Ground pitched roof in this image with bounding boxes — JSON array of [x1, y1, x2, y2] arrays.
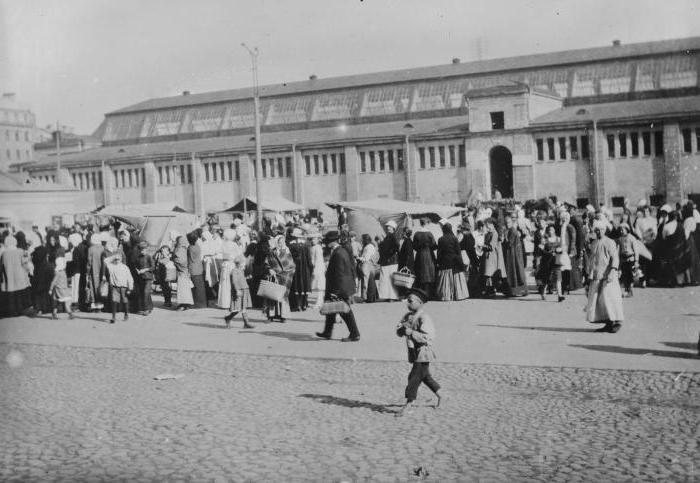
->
[[25, 115, 469, 168], [531, 95, 700, 126], [110, 36, 700, 115]]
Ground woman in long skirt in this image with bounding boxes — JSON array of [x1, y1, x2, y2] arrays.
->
[[358, 234, 379, 302], [480, 218, 505, 296], [412, 219, 437, 296], [187, 232, 207, 308], [85, 233, 105, 312], [585, 221, 624, 333], [309, 233, 326, 308], [0, 235, 33, 318], [265, 235, 296, 322], [502, 216, 528, 297], [377, 221, 400, 301], [173, 235, 194, 310], [435, 223, 468, 301], [30, 245, 53, 315], [289, 228, 313, 311]]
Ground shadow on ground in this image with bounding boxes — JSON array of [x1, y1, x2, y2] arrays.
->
[[570, 344, 699, 359], [33, 314, 110, 324], [184, 322, 228, 330], [298, 394, 400, 414], [479, 323, 593, 333], [662, 341, 698, 351], [243, 330, 320, 342]]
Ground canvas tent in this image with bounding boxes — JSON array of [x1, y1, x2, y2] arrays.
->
[[219, 196, 305, 214], [216, 196, 305, 227], [326, 198, 463, 239], [98, 205, 200, 249]]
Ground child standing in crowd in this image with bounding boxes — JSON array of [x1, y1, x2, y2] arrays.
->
[[224, 255, 254, 329], [154, 245, 174, 307], [617, 223, 637, 297], [49, 257, 73, 320], [106, 254, 134, 324], [395, 287, 441, 417]]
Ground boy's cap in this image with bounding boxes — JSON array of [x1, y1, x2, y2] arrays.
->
[[407, 287, 429, 303]]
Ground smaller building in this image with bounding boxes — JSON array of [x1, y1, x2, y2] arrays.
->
[[0, 93, 37, 171], [0, 170, 81, 232]]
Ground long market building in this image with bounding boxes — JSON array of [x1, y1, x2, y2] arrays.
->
[[18, 36, 700, 216]]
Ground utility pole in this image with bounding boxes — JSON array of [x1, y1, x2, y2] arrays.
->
[[55, 120, 61, 181], [241, 43, 263, 230]]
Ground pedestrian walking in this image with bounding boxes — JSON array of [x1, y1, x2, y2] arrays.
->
[[223, 255, 254, 329], [315, 230, 361, 342], [395, 287, 441, 417]]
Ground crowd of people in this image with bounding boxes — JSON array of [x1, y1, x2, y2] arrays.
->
[[2, 198, 700, 335]]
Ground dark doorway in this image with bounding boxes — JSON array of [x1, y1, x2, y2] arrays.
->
[[489, 146, 513, 199]]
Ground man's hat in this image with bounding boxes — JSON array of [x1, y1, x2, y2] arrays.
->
[[407, 287, 429, 303], [322, 230, 340, 244]]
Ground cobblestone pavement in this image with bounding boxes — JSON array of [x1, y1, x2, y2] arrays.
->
[[1, 343, 698, 482]]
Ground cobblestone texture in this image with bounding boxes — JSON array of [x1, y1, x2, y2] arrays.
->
[[1, 343, 698, 482]]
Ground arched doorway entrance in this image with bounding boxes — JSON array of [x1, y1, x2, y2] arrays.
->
[[489, 146, 513, 199]]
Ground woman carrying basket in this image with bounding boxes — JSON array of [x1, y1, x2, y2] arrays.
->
[[263, 235, 296, 322]]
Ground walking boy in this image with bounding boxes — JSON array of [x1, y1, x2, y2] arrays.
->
[[396, 287, 441, 417]]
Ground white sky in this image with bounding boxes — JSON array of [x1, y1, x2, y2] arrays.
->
[[0, 0, 698, 134]]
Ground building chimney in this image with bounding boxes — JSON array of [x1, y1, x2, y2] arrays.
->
[[309, 74, 318, 80], [182, 90, 190, 96], [452, 58, 461, 64], [612, 39, 621, 47]]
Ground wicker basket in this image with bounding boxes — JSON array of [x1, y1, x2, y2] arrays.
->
[[320, 295, 350, 315], [257, 276, 286, 302], [392, 267, 415, 289]]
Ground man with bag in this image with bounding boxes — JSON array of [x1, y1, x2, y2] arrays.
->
[[315, 230, 361, 342]]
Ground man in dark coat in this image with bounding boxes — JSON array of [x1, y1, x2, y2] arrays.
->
[[316, 230, 361, 342]]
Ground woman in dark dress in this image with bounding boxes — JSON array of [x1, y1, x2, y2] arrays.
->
[[435, 223, 468, 301], [502, 215, 528, 297], [265, 235, 296, 321], [412, 218, 437, 296], [46, 232, 65, 265], [288, 228, 312, 311], [187, 231, 207, 308], [30, 246, 53, 315], [377, 221, 400, 301], [459, 223, 480, 298]]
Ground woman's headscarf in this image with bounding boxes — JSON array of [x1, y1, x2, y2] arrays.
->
[[105, 237, 119, 254], [15, 231, 29, 250], [4, 235, 17, 249]]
